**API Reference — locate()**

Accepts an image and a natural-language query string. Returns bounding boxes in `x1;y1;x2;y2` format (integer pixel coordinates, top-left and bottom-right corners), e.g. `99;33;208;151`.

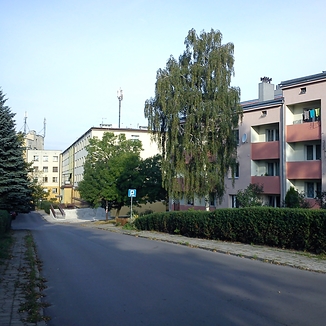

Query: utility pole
117;88;123;128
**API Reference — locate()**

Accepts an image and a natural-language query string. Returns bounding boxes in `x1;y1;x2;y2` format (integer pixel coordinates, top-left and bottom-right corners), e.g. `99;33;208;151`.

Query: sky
1;0;326;151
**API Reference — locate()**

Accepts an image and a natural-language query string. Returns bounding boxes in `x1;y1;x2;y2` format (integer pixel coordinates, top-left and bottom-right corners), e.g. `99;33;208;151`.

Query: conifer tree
144;28;243;204
0;89;32;212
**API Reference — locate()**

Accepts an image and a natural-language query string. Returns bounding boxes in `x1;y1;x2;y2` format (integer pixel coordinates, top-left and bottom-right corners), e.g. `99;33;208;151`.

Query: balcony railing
286;161;321;179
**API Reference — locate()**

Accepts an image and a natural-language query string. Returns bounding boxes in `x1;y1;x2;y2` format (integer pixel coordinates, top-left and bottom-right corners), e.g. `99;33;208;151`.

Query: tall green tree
138;154;167;204
0;89;32;213
144;28;242;206
78;132;143;219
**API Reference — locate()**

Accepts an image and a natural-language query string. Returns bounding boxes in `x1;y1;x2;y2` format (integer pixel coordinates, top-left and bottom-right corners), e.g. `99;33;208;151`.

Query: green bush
134;207;326;254
0;210;12;235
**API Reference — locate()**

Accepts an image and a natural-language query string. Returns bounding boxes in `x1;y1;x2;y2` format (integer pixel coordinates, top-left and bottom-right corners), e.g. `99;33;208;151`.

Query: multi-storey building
26;149;62;200
174;71;326;210
23;130;62;201
60;126;160;208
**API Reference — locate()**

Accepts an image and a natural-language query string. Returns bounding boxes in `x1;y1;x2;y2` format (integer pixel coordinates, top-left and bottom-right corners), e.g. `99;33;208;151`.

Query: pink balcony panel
286;122;320;143
286;161;321;179
251;176;280;194
251;142;280;160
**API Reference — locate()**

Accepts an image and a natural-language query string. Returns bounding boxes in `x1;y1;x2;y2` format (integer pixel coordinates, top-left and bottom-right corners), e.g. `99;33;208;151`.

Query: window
266;129;279;142
267;162;279;176
52;177;58;183
233;129;239;145
33;155;39;161
187;197;194;205
234;163;239;178
34;166;39;172
43;166;48;173
306;182;314;198
306;144;321;160
231;195;238;208
52;188;58;194
316;144;321;160
53;156;58;162
209;193;215;206
300;87;306;94
43;177;48;183
268;196;280;207
53;167;58;172
306;145;313;160
43;156;48;162
305;182;321;198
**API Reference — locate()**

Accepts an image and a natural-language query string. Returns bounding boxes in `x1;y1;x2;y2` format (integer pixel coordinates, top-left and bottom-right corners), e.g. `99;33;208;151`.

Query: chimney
259;77;274;102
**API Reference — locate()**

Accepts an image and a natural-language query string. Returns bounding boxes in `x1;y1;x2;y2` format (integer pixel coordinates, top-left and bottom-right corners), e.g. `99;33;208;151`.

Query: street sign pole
128;189;136;221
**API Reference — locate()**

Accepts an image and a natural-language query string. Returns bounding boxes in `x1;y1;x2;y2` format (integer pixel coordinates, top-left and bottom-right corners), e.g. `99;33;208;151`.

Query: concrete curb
80;222;326;274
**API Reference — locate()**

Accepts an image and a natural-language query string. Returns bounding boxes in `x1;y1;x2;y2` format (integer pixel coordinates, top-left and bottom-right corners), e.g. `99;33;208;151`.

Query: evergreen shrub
0;210;11;235
134;207;326;254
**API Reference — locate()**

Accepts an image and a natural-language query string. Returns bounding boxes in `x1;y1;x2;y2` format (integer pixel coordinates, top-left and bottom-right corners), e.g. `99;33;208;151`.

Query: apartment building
26;149;62;200
23;130;62;201
60;126;160;206
175;71;326;210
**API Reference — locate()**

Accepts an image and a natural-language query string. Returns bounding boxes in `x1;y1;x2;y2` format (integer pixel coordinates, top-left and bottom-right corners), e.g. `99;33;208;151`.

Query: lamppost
117;88;123;128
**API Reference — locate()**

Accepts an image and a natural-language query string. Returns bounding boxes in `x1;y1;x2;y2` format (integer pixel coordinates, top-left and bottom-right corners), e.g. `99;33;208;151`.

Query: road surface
12;212;326;326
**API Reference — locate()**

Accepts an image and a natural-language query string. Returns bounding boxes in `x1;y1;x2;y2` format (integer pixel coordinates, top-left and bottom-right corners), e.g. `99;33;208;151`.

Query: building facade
174;71;326;210
60;126;161;207
26;149;62;201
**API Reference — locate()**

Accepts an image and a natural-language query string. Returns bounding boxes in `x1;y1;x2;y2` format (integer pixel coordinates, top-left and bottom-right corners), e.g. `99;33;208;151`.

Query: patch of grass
122;222;137;230
18;232;50;323
0;232;13;264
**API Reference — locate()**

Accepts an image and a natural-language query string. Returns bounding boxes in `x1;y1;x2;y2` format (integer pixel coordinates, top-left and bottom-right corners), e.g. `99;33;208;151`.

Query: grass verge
0;232;14;265
18;232;51;323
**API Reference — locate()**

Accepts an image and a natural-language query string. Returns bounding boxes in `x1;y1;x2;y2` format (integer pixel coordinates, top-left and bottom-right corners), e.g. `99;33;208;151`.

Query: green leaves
145;28;243;201
0;89;33;212
78;133;166;216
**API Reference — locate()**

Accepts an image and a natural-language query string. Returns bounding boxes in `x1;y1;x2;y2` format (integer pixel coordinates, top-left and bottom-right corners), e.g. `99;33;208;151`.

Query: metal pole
119;99;121;128
130;196;133;220
117;88;123;128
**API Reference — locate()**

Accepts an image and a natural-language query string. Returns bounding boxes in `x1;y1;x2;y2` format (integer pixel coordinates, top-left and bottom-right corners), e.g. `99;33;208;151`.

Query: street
12;212;326;326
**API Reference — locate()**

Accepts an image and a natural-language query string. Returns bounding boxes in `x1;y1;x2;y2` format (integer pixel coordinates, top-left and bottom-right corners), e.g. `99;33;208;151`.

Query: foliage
137;154;167;203
135;207;326;254
0;232;13;263
0;89;33;213
236;183;264;208
315;190;326;209
0;210;12;235
78;132;143;219
144;28;243;202
284;186;310;208
30;179;48;208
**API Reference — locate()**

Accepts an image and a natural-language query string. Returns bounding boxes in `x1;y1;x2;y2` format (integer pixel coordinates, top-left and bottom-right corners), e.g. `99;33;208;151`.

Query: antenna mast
24;112;27;135
43;118;46;138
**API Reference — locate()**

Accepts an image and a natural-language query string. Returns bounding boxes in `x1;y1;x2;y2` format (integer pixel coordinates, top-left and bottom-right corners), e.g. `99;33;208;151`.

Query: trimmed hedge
134;207;326;254
0;210;12;235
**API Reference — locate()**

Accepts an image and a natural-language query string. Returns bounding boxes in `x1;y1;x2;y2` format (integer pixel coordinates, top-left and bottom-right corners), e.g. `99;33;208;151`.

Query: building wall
60;127;160;206
26;149;61;200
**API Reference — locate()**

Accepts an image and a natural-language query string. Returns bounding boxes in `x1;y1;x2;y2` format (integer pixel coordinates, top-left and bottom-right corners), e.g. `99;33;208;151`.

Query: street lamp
117;88;123;128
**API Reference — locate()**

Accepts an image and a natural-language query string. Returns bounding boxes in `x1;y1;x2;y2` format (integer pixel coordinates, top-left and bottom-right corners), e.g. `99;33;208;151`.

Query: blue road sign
128;189;136;197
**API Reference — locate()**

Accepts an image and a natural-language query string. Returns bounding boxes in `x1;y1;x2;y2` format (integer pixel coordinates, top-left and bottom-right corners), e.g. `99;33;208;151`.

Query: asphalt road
12;212;326;326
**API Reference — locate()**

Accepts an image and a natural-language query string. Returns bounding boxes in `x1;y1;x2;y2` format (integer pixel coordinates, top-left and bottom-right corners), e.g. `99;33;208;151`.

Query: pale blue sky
1;0;325;150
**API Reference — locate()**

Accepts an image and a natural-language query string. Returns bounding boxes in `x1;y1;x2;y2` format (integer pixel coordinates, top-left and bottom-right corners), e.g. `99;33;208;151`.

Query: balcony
251;142;280;160
286;161;321;180
251;176;280;194
286;122;320;143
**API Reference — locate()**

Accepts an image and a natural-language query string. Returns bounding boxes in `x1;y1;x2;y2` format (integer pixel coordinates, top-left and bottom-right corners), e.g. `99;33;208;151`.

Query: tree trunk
105;200;109;221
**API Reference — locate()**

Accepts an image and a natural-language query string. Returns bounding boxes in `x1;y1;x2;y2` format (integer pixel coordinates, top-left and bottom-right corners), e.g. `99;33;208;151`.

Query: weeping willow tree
144;29;243;206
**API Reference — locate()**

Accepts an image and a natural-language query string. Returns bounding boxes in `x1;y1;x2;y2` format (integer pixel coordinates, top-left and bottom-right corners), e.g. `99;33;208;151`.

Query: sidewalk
80;220;326;274
0;230;46;326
